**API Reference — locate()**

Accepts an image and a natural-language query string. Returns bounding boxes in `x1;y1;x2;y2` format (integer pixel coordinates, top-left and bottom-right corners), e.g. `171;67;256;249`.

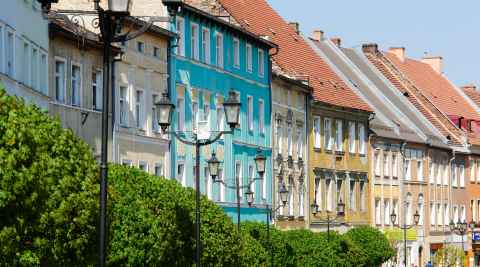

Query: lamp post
208;150;266;233
310;199;345;242
246;184;289;267
156;91;241;267
37;1;171;266
390;209;420;267
449;219;469;254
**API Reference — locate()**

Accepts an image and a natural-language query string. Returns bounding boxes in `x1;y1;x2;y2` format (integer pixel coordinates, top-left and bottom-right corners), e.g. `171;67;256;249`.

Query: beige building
272;72;311;229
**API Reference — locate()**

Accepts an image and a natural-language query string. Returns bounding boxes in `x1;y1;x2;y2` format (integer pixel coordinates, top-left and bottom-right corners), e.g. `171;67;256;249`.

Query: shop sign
472;232;480;242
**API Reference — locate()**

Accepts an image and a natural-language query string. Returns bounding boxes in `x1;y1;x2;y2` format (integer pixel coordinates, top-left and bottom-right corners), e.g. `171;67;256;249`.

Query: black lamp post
209;150;266;234
36;1;169;266
449;219;469;255
156;91;240;267
390;209;420;267
311;199;346;242
246;184;289;267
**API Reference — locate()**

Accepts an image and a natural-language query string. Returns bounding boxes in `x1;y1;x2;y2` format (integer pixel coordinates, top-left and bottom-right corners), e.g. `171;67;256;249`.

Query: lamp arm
213;177;262;190
113;16;171;42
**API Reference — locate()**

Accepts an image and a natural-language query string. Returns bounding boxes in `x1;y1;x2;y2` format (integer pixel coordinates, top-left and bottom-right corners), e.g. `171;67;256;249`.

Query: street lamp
279;183;289;206
311;199;346;241
254;151;267;179
449;219;469;254
390;209;420;267
155;92;240;267
108;0;132;14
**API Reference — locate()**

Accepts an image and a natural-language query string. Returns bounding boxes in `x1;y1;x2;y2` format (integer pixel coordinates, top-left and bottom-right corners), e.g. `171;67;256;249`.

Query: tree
433;244;466;267
0;87;99;266
344;225;396;267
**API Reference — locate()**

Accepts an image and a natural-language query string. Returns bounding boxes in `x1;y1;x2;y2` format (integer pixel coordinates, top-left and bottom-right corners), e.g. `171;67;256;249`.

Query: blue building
165;2;276;222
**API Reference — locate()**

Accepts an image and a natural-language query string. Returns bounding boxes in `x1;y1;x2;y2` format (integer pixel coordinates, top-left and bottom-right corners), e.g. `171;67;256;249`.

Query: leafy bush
345;225;395;266
0;88;99;266
433;244;466;267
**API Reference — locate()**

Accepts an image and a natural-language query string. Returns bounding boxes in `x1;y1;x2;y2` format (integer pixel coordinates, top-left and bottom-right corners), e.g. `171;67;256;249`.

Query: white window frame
153;46;161;59
121;159;132;167
247;95;253;131
430;202;435;226
349;180;356;211
192;94;199;131
138;160;148;172
477;160;480;182
405;159;412;180
119;85;129;126
249;165;255;203
136;41;145;54
460;163;465;188
0;23;4;74
92;69;103;110
6;28;15;78
392;154;398;178
177;161;186;186
360;181;366;211
335;120;343;152
191;23;199;60
348;121;355;153
444;204;449;226
287;125;293;156
296;127;302;158
315;178;322;211
233;37;240;68
324;117;333;150
22;39;30;86
258;48;265;77
313;116;321;149
277;120;283;154
429;161;435;184
204;166;212;200
176;17;185;56
135;89;145;130
40;51;48;95
54;57;67;103
235;161;242;201
201;27;210;64
154;162;164;177
452;162;458;187
417;159;423;182
471;160;476;182
384;152;390;177
152;94;160;133
358;123;366;155
219;168;225;202
246;43;252;72
384;199;390;225
177;97;185;131
375;198;381;225
71;62;82;107
374;151;381;176
31;45;38;90
215;32;223;68
259;99;265;134
216;95;224;132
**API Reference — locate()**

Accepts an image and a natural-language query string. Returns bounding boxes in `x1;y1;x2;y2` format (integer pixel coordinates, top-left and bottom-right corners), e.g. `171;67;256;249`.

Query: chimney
421;56;443;74
362;43;378;54
288;22;300;34
311;29;324;41
461;84;477;91
330;37;341;47
388;47;405;62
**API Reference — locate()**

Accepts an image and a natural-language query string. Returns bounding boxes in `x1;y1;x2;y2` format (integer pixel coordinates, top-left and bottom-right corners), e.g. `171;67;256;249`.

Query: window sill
313;147;321;152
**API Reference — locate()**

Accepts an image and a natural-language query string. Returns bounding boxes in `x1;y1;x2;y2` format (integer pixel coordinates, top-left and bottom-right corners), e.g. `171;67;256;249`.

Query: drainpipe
268;46;279;220
166;35;173;179
111;51;122;164
304;89;310;228
448;149;456;247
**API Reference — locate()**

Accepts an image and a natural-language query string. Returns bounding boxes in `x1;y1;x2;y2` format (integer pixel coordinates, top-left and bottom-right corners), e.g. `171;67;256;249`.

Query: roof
464;87;480;107
384;52;480;121
216;0;372;112
163;0;276;48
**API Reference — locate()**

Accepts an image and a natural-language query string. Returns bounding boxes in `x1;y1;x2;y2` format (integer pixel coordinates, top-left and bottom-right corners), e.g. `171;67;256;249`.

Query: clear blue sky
267;0;480;87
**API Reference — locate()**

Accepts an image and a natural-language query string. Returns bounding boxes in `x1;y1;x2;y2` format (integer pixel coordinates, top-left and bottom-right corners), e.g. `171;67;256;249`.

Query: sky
266;0;480;87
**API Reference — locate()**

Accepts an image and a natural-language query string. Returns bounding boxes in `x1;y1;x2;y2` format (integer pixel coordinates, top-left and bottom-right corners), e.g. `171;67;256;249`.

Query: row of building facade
3;0;480;265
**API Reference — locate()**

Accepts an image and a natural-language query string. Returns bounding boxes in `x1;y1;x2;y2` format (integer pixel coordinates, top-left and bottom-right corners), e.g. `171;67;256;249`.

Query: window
299;188;304;217
137;41;145;53
177;97;185;131
287;90;291;107
121;159;132;167
153;46;161;59
314;117;321;149
138;161;148;172
249;165;255;203
406;194;412;225
430;202;435;226
288;177;294;216
258;49;265;77
287;125;292;156
393;199;399;224
192;98;198;131
191;23;199;60
348;121;356;153
297;93;303;110
405;159;412;180
326;178;334;212
477;160;480;182
472;200;477;223
437;203;442;226
233;38;240;68
247;96;253;131
262;166;266;200
6;31;14;77
392;154;398;177
418;195;424;226
443;163;449;185
31;47;38;90
335;120;343;151
235;162;242;201
152;94;159;132
23;41;29;85
453;205;459;224
246;43;252;72
176;17;185;56
177;162;185;186
471;160;476;182
375;199;381;225
460;163;465;188
216;96;224;132
349;180;356;211
40;53;47;94
417;159;423;181
154;163;163;177
374;151;381;176
202;96;210;124
119;86;128;126
461;205;466;222
452;162;458;187
71;64;81;106
54;59;66;102
135;90;144;129
384;153;390;177
324;118;333;150
92;70;103;110
0;25;3;73
259;99;265;134
360;181;366;211
218;168;225;202
315;178;322;211
444;204;449;226
429;161;435;184
277;121;283;154
215;33;223;67
436;162;442;185
384;199;390;225
359;123;366;154
204;167;212;200
201;28;210;63
296;127;302;158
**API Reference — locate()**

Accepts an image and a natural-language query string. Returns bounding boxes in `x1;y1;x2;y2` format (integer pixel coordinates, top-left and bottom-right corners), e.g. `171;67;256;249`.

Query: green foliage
433;244;466;267
345;225;396;266
107;165;243;266
0;88;99;266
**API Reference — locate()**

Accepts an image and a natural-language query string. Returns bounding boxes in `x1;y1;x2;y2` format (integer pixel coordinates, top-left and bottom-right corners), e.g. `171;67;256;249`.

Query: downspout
167;35;173;179
448;149;456;244
268;46;279;220
304;88;310;228
111;51;121;164
367;113;376;225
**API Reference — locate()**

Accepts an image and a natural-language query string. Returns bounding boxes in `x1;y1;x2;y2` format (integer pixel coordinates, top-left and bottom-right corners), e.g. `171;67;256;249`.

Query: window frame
71;61;82;107
313;116;321;149
54;57;67;103
247;95;253;132
190;22;199;60
215;32;223;68
136;41;145;54
119;85;129;126
135;89;145;130
233;37;240;68
201;27;210;64
92;69;103;110
176;17;185;56
246;42;253;73
258;48;265;77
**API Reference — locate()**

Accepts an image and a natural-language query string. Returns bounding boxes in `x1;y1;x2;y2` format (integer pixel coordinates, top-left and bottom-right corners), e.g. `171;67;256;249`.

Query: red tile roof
217;0;372;112
464;87;480;108
384;53;480;121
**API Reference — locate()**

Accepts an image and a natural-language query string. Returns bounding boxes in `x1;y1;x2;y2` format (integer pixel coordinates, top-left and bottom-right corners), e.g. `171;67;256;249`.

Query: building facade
0;0;49;109
166;2;275;222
